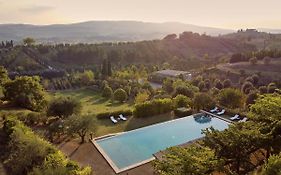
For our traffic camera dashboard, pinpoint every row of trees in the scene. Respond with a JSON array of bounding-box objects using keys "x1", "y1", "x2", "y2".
[{"x1": 230, "y1": 49, "x2": 281, "y2": 63}]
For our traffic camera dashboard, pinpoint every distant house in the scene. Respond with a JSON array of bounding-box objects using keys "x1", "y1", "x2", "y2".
[{"x1": 149, "y1": 69, "x2": 192, "y2": 83}]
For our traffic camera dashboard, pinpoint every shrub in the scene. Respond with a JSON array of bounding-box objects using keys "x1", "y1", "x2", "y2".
[
  {"x1": 135, "y1": 91, "x2": 150, "y2": 104},
  {"x1": 193, "y1": 93, "x2": 215, "y2": 111},
  {"x1": 261, "y1": 153, "x2": 281, "y2": 175},
  {"x1": 163, "y1": 78, "x2": 174, "y2": 93},
  {"x1": 102, "y1": 86, "x2": 113, "y2": 98},
  {"x1": 223, "y1": 79, "x2": 232, "y2": 88},
  {"x1": 218, "y1": 88, "x2": 244, "y2": 109},
  {"x1": 47, "y1": 97, "x2": 82, "y2": 118},
  {"x1": 245, "y1": 77, "x2": 254, "y2": 84},
  {"x1": 214, "y1": 79, "x2": 223, "y2": 90},
  {"x1": 204, "y1": 79, "x2": 211, "y2": 90},
  {"x1": 263, "y1": 56, "x2": 271, "y2": 65},
  {"x1": 241, "y1": 81, "x2": 254, "y2": 94},
  {"x1": 19, "y1": 112, "x2": 47, "y2": 126},
  {"x1": 259, "y1": 86, "x2": 268, "y2": 94},
  {"x1": 198, "y1": 81, "x2": 205, "y2": 91},
  {"x1": 96, "y1": 109, "x2": 133, "y2": 119},
  {"x1": 246, "y1": 91, "x2": 259, "y2": 106},
  {"x1": 210, "y1": 87, "x2": 220, "y2": 96},
  {"x1": 113, "y1": 88, "x2": 128, "y2": 102},
  {"x1": 174, "y1": 107, "x2": 193, "y2": 117},
  {"x1": 249, "y1": 57, "x2": 258, "y2": 65},
  {"x1": 251, "y1": 74, "x2": 259, "y2": 85},
  {"x1": 267, "y1": 83, "x2": 277, "y2": 93},
  {"x1": 173, "y1": 95, "x2": 192, "y2": 108},
  {"x1": 133, "y1": 98, "x2": 173, "y2": 118},
  {"x1": 173, "y1": 85, "x2": 194, "y2": 98}
]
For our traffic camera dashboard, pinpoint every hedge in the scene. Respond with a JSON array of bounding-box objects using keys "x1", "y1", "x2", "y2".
[
  {"x1": 96, "y1": 109, "x2": 133, "y2": 119},
  {"x1": 133, "y1": 98, "x2": 174, "y2": 118},
  {"x1": 174, "y1": 107, "x2": 193, "y2": 118}
]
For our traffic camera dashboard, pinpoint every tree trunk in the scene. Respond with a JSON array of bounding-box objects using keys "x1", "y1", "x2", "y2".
[
  {"x1": 80, "y1": 134, "x2": 85, "y2": 144},
  {"x1": 236, "y1": 159, "x2": 240, "y2": 175}
]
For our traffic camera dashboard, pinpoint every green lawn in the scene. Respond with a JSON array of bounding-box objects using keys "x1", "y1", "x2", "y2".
[
  {"x1": 50, "y1": 89, "x2": 133, "y2": 115},
  {"x1": 50, "y1": 88, "x2": 175, "y2": 136}
]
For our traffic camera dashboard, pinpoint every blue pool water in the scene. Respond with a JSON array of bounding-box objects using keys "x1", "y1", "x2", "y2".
[{"x1": 96, "y1": 115, "x2": 229, "y2": 170}]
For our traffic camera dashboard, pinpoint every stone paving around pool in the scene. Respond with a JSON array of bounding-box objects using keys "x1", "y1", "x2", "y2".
[{"x1": 58, "y1": 139, "x2": 155, "y2": 175}]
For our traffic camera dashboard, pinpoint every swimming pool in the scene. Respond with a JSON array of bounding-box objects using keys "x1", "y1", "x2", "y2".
[{"x1": 94, "y1": 115, "x2": 229, "y2": 172}]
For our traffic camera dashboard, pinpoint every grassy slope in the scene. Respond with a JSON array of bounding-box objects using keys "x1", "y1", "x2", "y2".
[{"x1": 50, "y1": 89, "x2": 174, "y2": 136}]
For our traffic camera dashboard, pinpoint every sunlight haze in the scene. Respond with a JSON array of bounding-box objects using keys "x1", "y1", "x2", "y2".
[{"x1": 0, "y1": 0, "x2": 281, "y2": 29}]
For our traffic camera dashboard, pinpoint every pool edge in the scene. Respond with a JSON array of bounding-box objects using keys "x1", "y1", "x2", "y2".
[
  {"x1": 91, "y1": 138, "x2": 155, "y2": 173},
  {"x1": 91, "y1": 113, "x2": 231, "y2": 173}
]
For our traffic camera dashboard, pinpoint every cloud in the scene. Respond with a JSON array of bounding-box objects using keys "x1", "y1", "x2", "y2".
[{"x1": 19, "y1": 5, "x2": 55, "y2": 14}]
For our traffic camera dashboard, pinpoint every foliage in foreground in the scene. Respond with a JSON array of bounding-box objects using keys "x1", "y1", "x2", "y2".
[
  {"x1": 261, "y1": 153, "x2": 281, "y2": 175},
  {"x1": 153, "y1": 93, "x2": 281, "y2": 175},
  {"x1": 153, "y1": 145, "x2": 224, "y2": 175},
  {"x1": 2, "y1": 117, "x2": 91, "y2": 175}
]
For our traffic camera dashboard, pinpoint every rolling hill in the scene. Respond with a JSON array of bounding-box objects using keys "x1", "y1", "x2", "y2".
[{"x1": 0, "y1": 21, "x2": 234, "y2": 43}]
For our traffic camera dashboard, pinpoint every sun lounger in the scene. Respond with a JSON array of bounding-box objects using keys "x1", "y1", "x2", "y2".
[
  {"x1": 210, "y1": 107, "x2": 218, "y2": 113},
  {"x1": 230, "y1": 114, "x2": 240, "y2": 121},
  {"x1": 110, "y1": 116, "x2": 118, "y2": 124},
  {"x1": 119, "y1": 114, "x2": 127, "y2": 121},
  {"x1": 217, "y1": 109, "x2": 225, "y2": 115},
  {"x1": 239, "y1": 117, "x2": 248, "y2": 122}
]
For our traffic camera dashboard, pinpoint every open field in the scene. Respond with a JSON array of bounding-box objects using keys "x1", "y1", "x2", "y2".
[
  {"x1": 217, "y1": 58, "x2": 281, "y2": 84},
  {"x1": 50, "y1": 89, "x2": 175, "y2": 136}
]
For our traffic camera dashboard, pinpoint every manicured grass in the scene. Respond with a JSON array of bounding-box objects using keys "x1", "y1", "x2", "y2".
[
  {"x1": 96, "y1": 112, "x2": 175, "y2": 136},
  {"x1": 50, "y1": 88, "x2": 133, "y2": 115},
  {"x1": 50, "y1": 88, "x2": 175, "y2": 136}
]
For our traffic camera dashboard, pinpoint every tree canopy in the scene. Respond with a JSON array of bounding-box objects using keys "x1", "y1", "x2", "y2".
[
  {"x1": 65, "y1": 114, "x2": 96, "y2": 143},
  {"x1": 3, "y1": 76, "x2": 47, "y2": 111},
  {"x1": 47, "y1": 97, "x2": 82, "y2": 118},
  {"x1": 154, "y1": 145, "x2": 223, "y2": 175}
]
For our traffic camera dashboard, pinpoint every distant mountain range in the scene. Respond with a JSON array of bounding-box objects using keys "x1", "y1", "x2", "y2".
[
  {"x1": 0, "y1": 21, "x2": 234, "y2": 43},
  {"x1": 0, "y1": 21, "x2": 280, "y2": 43}
]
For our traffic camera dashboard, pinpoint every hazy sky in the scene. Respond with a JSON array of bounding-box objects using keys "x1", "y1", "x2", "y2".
[{"x1": 0, "y1": 0, "x2": 281, "y2": 29}]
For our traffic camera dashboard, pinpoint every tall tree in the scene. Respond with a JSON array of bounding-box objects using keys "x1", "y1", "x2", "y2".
[
  {"x1": 0, "y1": 66, "x2": 9, "y2": 86},
  {"x1": 23, "y1": 37, "x2": 35, "y2": 46},
  {"x1": 65, "y1": 115, "x2": 96, "y2": 143},
  {"x1": 101, "y1": 58, "x2": 108, "y2": 76},
  {"x1": 3, "y1": 76, "x2": 47, "y2": 111},
  {"x1": 203, "y1": 123, "x2": 266, "y2": 174},
  {"x1": 47, "y1": 97, "x2": 82, "y2": 119}
]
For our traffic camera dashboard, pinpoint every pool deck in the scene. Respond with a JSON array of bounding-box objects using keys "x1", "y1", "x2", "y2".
[
  {"x1": 90, "y1": 112, "x2": 231, "y2": 174},
  {"x1": 153, "y1": 137, "x2": 202, "y2": 160},
  {"x1": 200, "y1": 110, "x2": 233, "y2": 123},
  {"x1": 91, "y1": 135, "x2": 155, "y2": 174}
]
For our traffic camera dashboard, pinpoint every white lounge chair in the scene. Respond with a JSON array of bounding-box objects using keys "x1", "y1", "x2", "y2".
[
  {"x1": 119, "y1": 114, "x2": 127, "y2": 121},
  {"x1": 210, "y1": 107, "x2": 218, "y2": 113},
  {"x1": 217, "y1": 109, "x2": 225, "y2": 115},
  {"x1": 239, "y1": 117, "x2": 248, "y2": 122},
  {"x1": 230, "y1": 114, "x2": 240, "y2": 121},
  {"x1": 110, "y1": 116, "x2": 118, "y2": 124}
]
